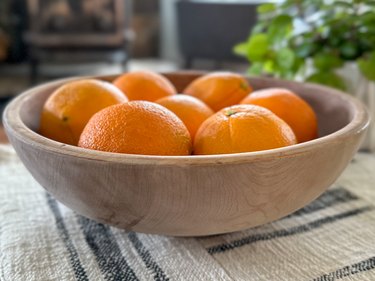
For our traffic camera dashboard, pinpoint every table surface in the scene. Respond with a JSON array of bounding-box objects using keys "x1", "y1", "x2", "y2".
[{"x1": 1, "y1": 125, "x2": 375, "y2": 280}]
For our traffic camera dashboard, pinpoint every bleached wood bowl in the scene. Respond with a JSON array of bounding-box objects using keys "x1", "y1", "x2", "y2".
[{"x1": 3, "y1": 72, "x2": 369, "y2": 236}]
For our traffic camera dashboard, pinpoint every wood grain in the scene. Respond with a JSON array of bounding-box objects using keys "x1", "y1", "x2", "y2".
[
  {"x1": 0, "y1": 126, "x2": 8, "y2": 143},
  {"x1": 2, "y1": 72, "x2": 369, "y2": 236}
]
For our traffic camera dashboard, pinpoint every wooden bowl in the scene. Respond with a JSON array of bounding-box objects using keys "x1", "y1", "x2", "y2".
[{"x1": 3, "y1": 72, "x2": 369, "y2": 236}]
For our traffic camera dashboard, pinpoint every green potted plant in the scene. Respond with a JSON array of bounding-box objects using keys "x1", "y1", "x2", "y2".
[{"x1": 234, "y1": 0, "x2": 375, "y2": 150}]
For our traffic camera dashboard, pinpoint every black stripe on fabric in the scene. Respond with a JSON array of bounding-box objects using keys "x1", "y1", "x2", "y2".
[
  {"x1": 288, "y1": 187, "x2": 358, "y2": 218},
  {"x1": 46, "y1": 193, "x2": 89, "y2": 281},
  {"x1": 128, "y1": 232, "x2": 170, "y2": 281},
  {"x1": 207, "y1": 206, "x2": 372, "y2": 255},
  {"x1": 78, "y1": 216, "x2": 139, "y2": 281},
  {"x1": 312, "y1": 256, "x2": 375, "y2": 281}
]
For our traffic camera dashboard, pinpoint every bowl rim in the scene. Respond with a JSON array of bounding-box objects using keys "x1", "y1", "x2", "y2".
[{"x1": 3, "y1": 72, "x2": 370, "y2": 166}]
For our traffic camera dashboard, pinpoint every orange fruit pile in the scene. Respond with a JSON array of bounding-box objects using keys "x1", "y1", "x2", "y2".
[{"x1": 39, "y1": 70, "x2": 318, "y2": 156}]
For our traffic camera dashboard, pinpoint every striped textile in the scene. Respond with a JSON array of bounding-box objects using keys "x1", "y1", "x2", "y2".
[{"x1": 1, "y1": 144, "x2": 375, "y2": 281}]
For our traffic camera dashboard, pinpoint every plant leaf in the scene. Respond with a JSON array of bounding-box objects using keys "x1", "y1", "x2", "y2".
[
  {"x1": 251, "y1": 22, "x2": 266, "y2": 35},
  {"x1": 267, "y1": 15, "x2": 293, "y2": 45},
  {"x1": 292, "y1": 57, "x2": 304, "y2": 74},
  {"x1": 257, "y1": 3, "x2": 276, "y2": 14},
  {"x1": 335, "y1": 1, "x2": 352, "y2": 8},
  {"x1": 295, "y1": 43, "x2": 314, "y2": 58},
  {"x1": 358, "y1": 51, "x2": 375, "y2": 81},
  {"x1": 364, "y1": 0, "x2": 375, "y2": 5},
  {"x1": 313, "y1": 53, "x2": 344, "y2": 71},
  {"x1": 233, "y1": 42, "x2": 248, "y2": 57},
  {"x1": 306, "y1": 72, "x2": 347, "y2": 90},
  {"x1": 247, "y1": 62, "x2": 263, "y2": 75},
  {"x1": 339, "y1": 42, "x2": 360, "y2": 60},
  {"x1": 277, "y1": 47, "x2": 295, "y2": 70},
  {"x1": 246, "y1": 33, "x2": 269, "y2": 62},
  {"x1": 263, "y1": 60, "x2": 275, "y2": 73}
]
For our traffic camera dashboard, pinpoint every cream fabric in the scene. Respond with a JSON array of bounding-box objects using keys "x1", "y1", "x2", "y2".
[{"x1": 1, "y1": 144, "x2": 375, "y2": 281}]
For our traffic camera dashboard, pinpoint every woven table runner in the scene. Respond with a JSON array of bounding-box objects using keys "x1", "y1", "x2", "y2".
[{"x1": 1, "y1": 144, "x2": 375, "y2": 281}]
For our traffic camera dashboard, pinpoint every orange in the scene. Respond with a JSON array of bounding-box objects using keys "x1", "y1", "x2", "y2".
[
  {"x1": 39, "y1": 79, "x2": 127, "y2": 145},
  {"x1": 194, "y1": 104, "x2": 297, "y2": 155},
  {"x1": 240, "y1": 88, "x2": 318, "y2": 143},
  {"x1": 113, "y1": 70, "x2": 177, "y2": 101},
  {"x1": 183, "y1": 72, "x2": 252, "y2": 112},
  {"x1": 78, "y1": 101, "x2": 192, "y2": 156},
  {"x1": 155, "y1": 94, "x2": 214, "y2": 140}
]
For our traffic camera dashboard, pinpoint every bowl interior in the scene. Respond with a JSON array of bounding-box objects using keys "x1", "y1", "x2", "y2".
[{"x1": 19, "y1": 72, "x2": 355, "y2": 143}]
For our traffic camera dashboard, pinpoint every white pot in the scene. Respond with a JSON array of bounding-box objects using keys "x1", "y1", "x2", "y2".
[{"x1": 337, "y1": 63, "x2": 375, "y2": 152}]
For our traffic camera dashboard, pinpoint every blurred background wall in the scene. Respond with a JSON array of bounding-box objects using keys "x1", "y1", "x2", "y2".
[{"x1": 0, "y1": 0, "x2": 260, "y2": 117}]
